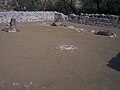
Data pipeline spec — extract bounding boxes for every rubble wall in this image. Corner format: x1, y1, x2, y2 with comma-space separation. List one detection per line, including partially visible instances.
0, 11, 119, 29
0, 11, 66, 23
67, 14, 120, 29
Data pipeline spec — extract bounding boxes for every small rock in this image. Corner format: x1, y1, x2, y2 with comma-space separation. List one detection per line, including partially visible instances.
24, 81, 32, 88
94, 30, 115, 37
56, 44, 77, 50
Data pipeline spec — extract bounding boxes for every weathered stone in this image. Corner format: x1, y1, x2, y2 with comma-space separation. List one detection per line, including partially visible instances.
94, 30, 114, 36
2, 18, 20, 32
118, 16, 120, 24
0, 11, 65, 23
51, 21, 67, 27
10, 18, 16, 26
51, 22, 57, 26
67, 13, 120, 29
0, 11, 119, 29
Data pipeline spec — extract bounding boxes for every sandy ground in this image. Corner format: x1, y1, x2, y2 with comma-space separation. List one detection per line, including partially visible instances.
0, 21, 120, 90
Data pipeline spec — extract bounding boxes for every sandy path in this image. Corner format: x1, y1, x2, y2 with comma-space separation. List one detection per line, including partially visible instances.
0, 21, 120, 90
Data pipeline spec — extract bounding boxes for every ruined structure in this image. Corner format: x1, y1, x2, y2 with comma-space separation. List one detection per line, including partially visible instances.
0, 11, 120, 29
94, 30, 115, 36
68, 13, 120, 29
2, 17, 19, 32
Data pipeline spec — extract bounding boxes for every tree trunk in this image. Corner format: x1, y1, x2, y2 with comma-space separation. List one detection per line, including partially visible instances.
69, 0, 77, 14
62, 0, 69, 15
97, 3, 100, 11
107, 0, 110, 13
118, 6, 120, 15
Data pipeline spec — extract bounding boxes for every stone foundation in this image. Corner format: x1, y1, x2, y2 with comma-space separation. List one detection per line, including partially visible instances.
0, 11, 119, 29
0, 11, 66, 23
67, 14, 120, 29
2, 25, 20, 32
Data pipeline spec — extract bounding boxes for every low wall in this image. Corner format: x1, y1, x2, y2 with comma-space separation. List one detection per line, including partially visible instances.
0, 11, 66, 23
67, 13, 120, 29
0, 11, 119, 29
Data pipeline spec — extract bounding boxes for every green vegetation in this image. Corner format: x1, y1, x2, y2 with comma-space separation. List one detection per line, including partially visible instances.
0, 0, 120, 15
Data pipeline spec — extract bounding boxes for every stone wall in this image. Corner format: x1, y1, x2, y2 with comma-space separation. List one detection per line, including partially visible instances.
0, 11, 119, 29
67, 13, 120, 29
0, 11, 66, 23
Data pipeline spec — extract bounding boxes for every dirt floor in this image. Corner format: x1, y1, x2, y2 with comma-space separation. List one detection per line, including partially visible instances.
0, 21, 120, 90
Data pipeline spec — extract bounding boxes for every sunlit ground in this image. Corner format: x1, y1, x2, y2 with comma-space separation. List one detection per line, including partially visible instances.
0, 21, 120, 90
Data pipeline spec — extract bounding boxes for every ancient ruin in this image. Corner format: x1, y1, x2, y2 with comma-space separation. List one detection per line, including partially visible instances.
2, 17, 20, 32
94, 30, 115, 37
67, 13, 120, 29
0, 11, 119, 29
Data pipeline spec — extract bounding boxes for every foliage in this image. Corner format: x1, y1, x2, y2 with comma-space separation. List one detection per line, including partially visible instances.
0, 0, 119, 15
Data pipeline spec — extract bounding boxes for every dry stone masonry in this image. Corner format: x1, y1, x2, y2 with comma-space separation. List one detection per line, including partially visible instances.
2, 17, 20, 32
67, 13, 120, 29
0, 11, 119, 29
0, 11, 66, 23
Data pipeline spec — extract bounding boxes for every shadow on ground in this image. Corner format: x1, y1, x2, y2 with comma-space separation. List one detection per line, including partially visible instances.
107, 52, 120, 72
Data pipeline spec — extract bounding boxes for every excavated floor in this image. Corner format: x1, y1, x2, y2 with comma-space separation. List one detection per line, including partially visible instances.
0, 21, 120, 90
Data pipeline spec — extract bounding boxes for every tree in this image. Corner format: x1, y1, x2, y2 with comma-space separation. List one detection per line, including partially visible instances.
69, 0, 78, 14
93, 0, 102, 12
61, 0, 79, 14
